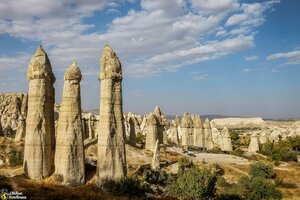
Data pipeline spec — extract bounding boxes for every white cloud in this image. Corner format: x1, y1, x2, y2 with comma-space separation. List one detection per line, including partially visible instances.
244, 55, 258, 61
0, 0, 278, 79
267, 50, 300, 65
190, 71, 209, 80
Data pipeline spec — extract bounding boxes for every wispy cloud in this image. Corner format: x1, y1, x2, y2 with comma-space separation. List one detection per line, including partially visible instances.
267, 50, 300, 65
0, 0, 280, 80
190, 71, 209, 80
244, 55, 258, 61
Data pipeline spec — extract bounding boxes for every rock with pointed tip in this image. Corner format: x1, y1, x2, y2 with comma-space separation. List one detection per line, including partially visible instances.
181, 112, 194, 147
203, 119, 214, 150
151, 139, 160, 171
55, 62, 85, 186
193, 115, 204, 147
24, 46, 56, 180
221, 127, 233, 151
96, 45, 127, 186
145, 113, 158, 151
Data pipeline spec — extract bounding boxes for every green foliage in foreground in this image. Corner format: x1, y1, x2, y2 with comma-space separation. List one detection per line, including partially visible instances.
260, 139, 298, 162
167, 158, 217, 200
103, 177, 149, 197
249, 162, 275, 179
227, 176, 282, 200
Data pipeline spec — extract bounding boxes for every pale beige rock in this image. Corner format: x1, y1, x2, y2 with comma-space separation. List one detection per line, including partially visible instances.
96, 45, 127, 185
181, 112, 193, 147
14, 115, 26, 142
153, 106, 167, 144
221, 127, 233, 151
151, 139, 160, 171
0, 116, 3, 136
210, 117, 265, 129
24, 46, 56, 179
55, 62, 85, 186
203, 119, 214, 150
169, 120, 179, 144
128, 116, 137, 146
248, 133, 259, 152
259, 132, 268, 144
145, 113, 158, 151
193, 115, 204, 147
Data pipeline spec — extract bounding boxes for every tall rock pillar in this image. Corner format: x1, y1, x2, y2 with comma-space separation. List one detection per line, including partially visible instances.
23, 46, 56, 179
55, 62, 85, 186
96, 45, 127, 185
181, 112, 194, 148
145, 114, 158, 151
193, 115, 204, 147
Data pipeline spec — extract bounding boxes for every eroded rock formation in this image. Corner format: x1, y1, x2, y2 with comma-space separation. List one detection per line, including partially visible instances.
193, 115, 204, 147
55, 61, 85, 186
145, 114, 158, 151
96, 45, 127, 185
24, 46, 56, 179
203, 118, 214, 150
151, 139, 160, 171
181, 112, 194, 147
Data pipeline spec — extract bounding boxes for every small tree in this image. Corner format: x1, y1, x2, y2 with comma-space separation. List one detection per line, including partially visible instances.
168, 164, 217, 199
249, 162, 275, 179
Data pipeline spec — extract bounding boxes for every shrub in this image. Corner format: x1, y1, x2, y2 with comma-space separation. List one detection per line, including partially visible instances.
103, 177, 149, 197
228, 176, 282, 200
136, 132, 145, 144
287, 136, 300, 151
8, 148, 23, 166
167, 165, 217, 199
249, 162, 275, 179
142, 169, 175, 185
229, 129, 240, 146
230, 148, 244, 157
209, 146, 223, 154
275, 178, 297, 188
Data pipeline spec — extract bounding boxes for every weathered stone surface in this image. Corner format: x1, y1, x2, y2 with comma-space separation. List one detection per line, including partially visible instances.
203, 119, 214, 150
220, 127, 232, 152
193, 115, 204, 147
248, 133, 259, 153
0, 116, 3, 136
14, 115, 26, 142
210, 117, 265, 129
153, 106, 167, 144
24, 46, 56, 180
55, 62, 85, 186
128, 116, 137, 146
168, 120, 179, 144
82, 113, 98, 140
145, 113, 158, 151
151, 139, 160, 171
96, 45, 127, 185
181, 112, 194, 147
0, 93, 27, 136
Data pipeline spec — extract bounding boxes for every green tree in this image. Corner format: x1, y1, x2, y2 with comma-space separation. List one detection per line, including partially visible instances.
249, 162, 275, 179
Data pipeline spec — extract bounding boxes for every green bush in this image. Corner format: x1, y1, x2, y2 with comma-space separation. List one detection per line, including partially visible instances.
229, 129, 240, 147
136, 132, 145, 144
209, 146, 223, 154
249, 162, 275, 179
228, 176, 282, 200
142, 169, 175, 185
103, 177, 149, 197
9, 148, 23, 166
287, 136, 300, 151
260, 140, 298, 162
230, 148, 244, 157
167, 165, 217, 199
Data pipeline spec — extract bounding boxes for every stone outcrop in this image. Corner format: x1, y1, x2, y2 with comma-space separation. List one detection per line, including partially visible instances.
153, 106, 167, 144
14, 115, 26, 142
23, 46, 56, 179
151, 139, 160, 171
248, 133, 259, 153
181, 112, 194, 147
128, 116, 137, 146
0, 93, 27, 136
145, 113, 158, 151
168, 120, 179, 144
0, 117, 3, 136
220, 127, 232, 151
193, 115, 204, 147
203, 119, 214, 150
96, 45, 127, 185
55, 62, 85, 186
82, 113, 98, 140
210, 117, 265, 129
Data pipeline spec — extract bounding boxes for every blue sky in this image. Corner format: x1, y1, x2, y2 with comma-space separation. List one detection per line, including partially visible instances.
0, 0, 299, 119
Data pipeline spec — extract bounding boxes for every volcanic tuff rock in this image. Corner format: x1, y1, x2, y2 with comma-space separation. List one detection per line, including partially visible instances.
55, 61, 85, 186
145, 113, 159, 151
193, 115, 204, 147
151, 139, 160, 171
181, 112, 194, 147
96, 45, 127, 185
23, 46, 56, 180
